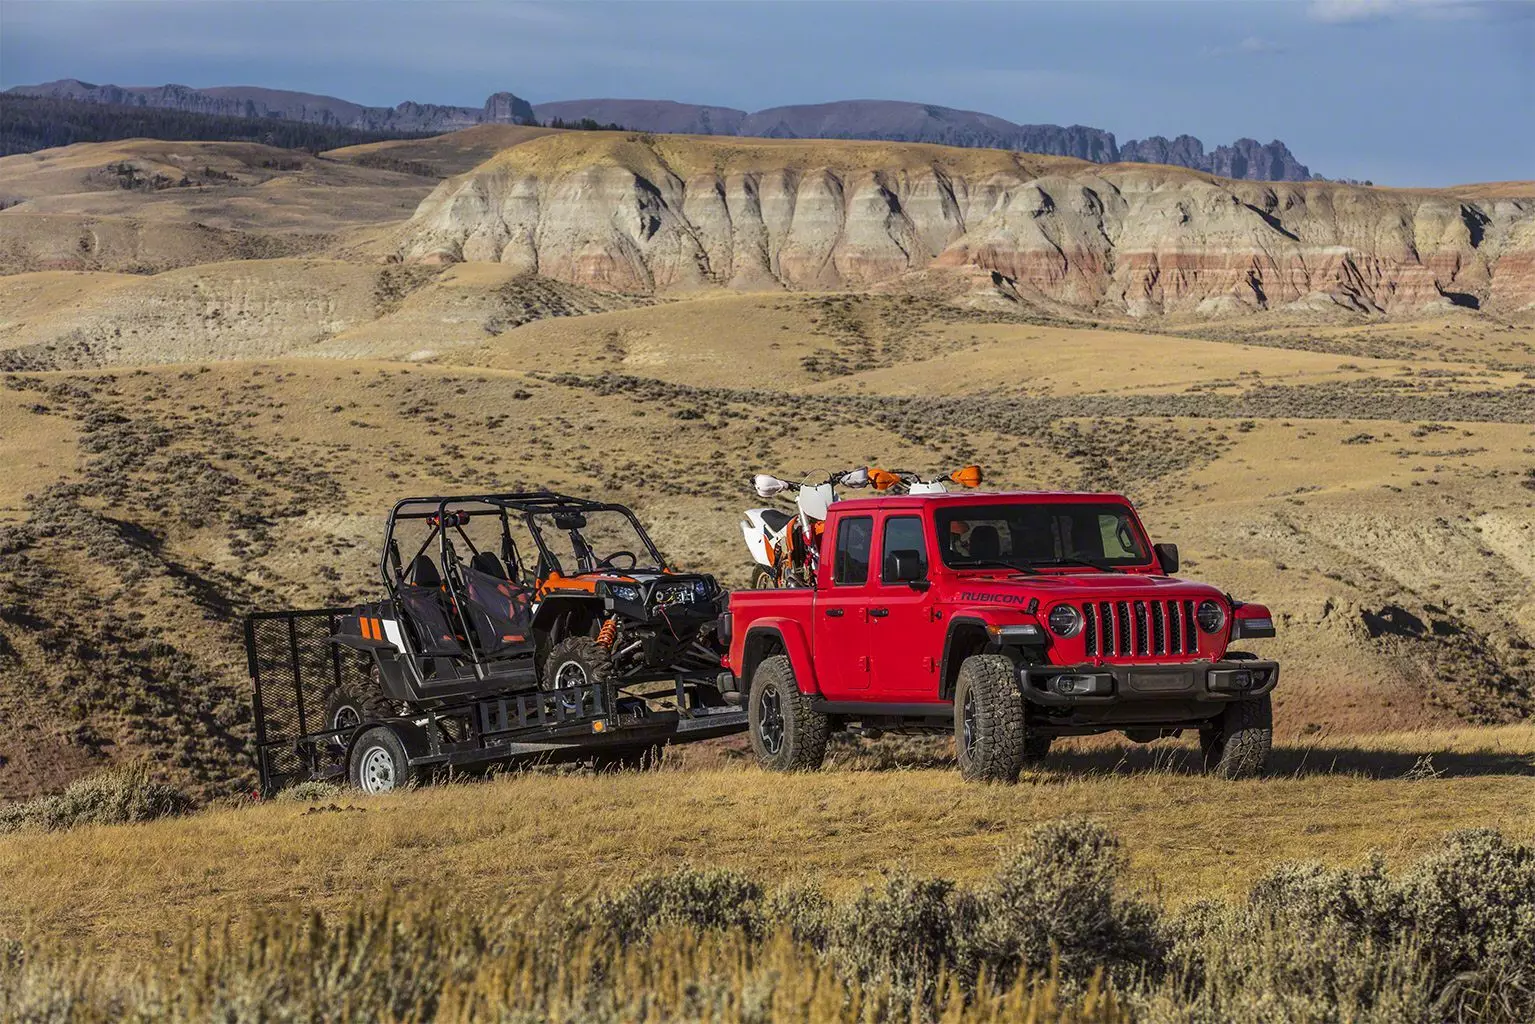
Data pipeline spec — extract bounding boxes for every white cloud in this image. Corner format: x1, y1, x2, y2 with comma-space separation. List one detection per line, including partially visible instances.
1205, 35, 1287, 56
1308, 0, 1489, 23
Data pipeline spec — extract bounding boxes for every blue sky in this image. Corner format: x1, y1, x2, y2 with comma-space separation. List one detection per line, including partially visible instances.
2, 0, 1530, 186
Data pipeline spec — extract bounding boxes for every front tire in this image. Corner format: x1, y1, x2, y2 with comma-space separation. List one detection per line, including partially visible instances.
542, 636, 614, 691
348, 726, 415, 793
1201, 694, 1272, 778
748, 655, 828, 771
954, 654, 1026, 783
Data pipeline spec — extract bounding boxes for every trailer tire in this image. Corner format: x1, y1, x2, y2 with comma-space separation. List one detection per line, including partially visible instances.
954, 654, 1027, 783
349, 726, 416, 794
542, 636, 615, 691
1201, 694, 1272, 779
748, 655, 827, 772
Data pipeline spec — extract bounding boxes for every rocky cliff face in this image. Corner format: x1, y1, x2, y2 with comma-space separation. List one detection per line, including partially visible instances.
8, 80, 536, 133
396, 133, 1535, 316
1121, 136, 1310, 182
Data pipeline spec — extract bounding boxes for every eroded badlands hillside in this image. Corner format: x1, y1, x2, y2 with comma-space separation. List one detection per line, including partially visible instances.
398, 132, 1535, 316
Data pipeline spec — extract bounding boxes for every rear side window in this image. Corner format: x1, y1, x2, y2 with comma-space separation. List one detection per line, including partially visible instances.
881, 516, 928, 582
833, 516, 873, 585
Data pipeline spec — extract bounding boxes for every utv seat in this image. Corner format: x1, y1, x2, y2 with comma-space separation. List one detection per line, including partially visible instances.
462, 552, 532, 657
399, 556, 464, 657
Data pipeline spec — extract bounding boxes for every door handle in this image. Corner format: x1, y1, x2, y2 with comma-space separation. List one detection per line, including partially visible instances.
869, 608, 890, 618
825, 608, 844, 617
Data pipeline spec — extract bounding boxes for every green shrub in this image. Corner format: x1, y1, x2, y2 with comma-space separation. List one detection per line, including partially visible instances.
0, 764, 191, 834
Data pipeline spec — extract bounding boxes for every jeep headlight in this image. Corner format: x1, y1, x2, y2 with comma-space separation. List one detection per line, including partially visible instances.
1197, 600, 1226, 633
608, 584, 641, 603
1047, 604, 1083, 638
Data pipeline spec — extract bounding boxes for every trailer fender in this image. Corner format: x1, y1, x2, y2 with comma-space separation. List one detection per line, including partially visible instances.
344, 717, 432, 773
737, 618, 820, 696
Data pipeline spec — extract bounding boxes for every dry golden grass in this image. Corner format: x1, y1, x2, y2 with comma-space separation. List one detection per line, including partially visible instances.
1, 726, 1529, 959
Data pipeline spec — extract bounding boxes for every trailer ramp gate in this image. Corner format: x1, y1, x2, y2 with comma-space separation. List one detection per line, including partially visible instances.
247, 609, 363, 794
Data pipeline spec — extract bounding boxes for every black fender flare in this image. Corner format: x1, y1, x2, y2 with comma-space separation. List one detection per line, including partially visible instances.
938, 616, 1000, 700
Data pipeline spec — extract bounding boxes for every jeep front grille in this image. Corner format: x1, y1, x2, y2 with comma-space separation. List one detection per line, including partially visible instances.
1083, 600, 1198, 658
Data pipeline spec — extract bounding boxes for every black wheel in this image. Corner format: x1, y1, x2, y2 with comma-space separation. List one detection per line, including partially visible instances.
542, 635, 614, 691
1201, 694, 1273, 779
593, 743, 665, 772
749, 565, 777, 590
348, 726, 416, 794
321, 661, 394, 734
748, 655, 828, 771
954, 654, 1027, 783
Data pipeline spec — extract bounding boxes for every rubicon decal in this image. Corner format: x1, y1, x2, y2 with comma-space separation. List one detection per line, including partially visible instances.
959, 591, 1033, 605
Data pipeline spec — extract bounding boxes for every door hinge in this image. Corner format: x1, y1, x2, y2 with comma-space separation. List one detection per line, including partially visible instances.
928, 607, 943, 622
859, 655, 871, 671
923, 655, 937, 672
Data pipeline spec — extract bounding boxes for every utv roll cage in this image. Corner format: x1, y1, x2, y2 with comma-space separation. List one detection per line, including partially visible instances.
383, 491, 667, 592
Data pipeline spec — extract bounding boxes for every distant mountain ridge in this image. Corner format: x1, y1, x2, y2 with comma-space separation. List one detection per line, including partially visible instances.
9, 79, 536, 135
7, 79, 1311, 181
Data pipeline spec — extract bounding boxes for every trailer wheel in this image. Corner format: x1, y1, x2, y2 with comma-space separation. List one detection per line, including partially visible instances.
349, 726, 415, 794
954, 654, 1026, 783
542, 636, 614, 691
1200, 694, 1272, 779
748, 655, 827, 771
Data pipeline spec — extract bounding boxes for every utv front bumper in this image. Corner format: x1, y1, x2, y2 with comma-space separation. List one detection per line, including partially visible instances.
1019, 659, 1279, 708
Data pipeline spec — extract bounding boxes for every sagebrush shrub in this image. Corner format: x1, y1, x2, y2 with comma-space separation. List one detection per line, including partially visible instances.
0, 763, 190, 834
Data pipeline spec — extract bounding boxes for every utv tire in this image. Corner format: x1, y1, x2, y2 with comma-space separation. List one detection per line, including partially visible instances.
1201, 694, 1272, 779
748, 656, 828, 772
322, 662, 394, 733
749, 565, 778, 590
349, 726, 416, 794
542, 636, 615, 691
954, 654, 1027, 783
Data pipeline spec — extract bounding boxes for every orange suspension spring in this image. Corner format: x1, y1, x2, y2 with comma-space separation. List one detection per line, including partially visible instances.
595, 616, 619, 649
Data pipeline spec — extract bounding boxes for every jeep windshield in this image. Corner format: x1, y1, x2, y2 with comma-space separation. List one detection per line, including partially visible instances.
526, 507, 664, 576
935, 501, 1151, 571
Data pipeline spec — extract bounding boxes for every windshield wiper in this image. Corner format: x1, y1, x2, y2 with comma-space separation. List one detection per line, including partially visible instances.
1032, 556, 1124, 574
953, 558, 1040, 576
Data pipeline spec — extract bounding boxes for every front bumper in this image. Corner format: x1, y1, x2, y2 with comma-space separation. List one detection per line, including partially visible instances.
1020, 659, 1279, 707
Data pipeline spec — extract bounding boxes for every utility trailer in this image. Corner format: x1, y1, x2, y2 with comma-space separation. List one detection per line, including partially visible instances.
247, 609, 746, 795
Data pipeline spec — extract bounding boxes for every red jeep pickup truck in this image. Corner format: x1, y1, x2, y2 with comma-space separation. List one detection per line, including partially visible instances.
722, 491, 1278, 781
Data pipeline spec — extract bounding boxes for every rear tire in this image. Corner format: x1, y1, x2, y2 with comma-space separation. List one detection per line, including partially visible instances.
348, 726, 415, 794
749, 565, 777, 590
1201, 694, 1272, 778
322, 661, 394, 734
954, 654, 1027, 783
748, 655, 828, 771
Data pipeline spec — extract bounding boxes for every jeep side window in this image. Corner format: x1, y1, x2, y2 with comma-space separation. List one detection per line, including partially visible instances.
833, 516, 873, 585
880, 516, 927, 583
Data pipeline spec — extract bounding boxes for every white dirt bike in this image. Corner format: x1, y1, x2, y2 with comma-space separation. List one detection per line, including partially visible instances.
741, 468, 869, 588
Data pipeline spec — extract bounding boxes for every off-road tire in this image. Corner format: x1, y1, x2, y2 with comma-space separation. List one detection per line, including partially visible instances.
748, 655, 828, 771
954, 654, 1027, 783
322, 662, 394, 734
542, 636, 615, 692
749, 565, 777, 590
1201, 694, 1272, 779
348, 726, 416, 794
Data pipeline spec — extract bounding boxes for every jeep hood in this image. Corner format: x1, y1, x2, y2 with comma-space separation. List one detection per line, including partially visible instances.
953, 572, 1221, 601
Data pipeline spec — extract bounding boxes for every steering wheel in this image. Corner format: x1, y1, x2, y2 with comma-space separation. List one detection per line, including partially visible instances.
597, 550, 637, 570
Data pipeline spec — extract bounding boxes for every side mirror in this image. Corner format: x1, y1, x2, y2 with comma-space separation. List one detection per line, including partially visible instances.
886, 549, 926, 584
1154, 542, 1179, 575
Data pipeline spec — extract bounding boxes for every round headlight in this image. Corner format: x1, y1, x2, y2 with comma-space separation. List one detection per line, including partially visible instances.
1197, 600, 1226, 633
1047, 604, 1083, 638
609, 584, 641, 603
694, 579, 709, 598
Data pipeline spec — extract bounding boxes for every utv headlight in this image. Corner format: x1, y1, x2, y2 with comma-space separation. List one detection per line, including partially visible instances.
608, 584, 641, 603
1047, 604, 1083, 638
694, 579, 710, 599
1197, 600, 1226, 634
